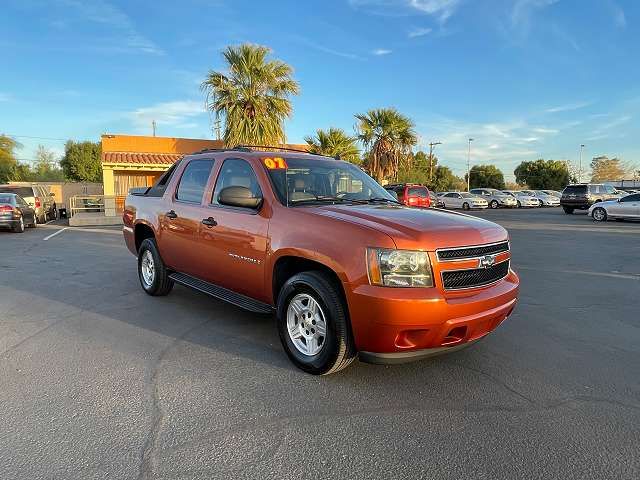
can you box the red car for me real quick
[385,183,432,208]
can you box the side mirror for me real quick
[218,186,262,209]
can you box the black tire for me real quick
[29,214,37,228]
[13,216,25,233]
[517,200,522,208]
[490,200,499,209]
[562,206,574,214]
[137,238,174,296]
[462,202,470,211]
[592,207,607,222]
[276,271,356,375]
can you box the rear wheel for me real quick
[137,238,174,296]
[562,206,574,214]
[29,214,37,228]
[13,216,25,233]
[592,207,607,222]
[490,200,499,209]
[277,271,356,375]
[462,202,470,210]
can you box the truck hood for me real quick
[310,204,508,250]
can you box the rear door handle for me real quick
[201,217,217,227]
[166,210,177,219]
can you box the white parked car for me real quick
[542,190,562,198]
[439,192,488,210]
[589,193,640,221]
[501,190,539,208]
[533,190,561,207]
[469,188,518,208]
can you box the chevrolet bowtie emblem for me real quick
[479,254,496,269]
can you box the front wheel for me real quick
[517,200,522,208]
[490,200,499,209]
[277,271,356,375]
[137,238,174,296]
[592,207,607,222]
[462,202,470,210]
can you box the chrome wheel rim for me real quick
[593,208,605,221]
[141,250,155,286]
[286,293,327,356]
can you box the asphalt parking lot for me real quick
[1,208,639,480]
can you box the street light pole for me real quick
[579,144,585,183]
[428,141,442,181]
[467,138,474,191]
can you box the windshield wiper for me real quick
[353,197,402,205]
[290,196,350,206]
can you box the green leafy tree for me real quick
[396,150,435,185]
[514,159,570,190]
[305,128,360,163]
[201,43,300,147]
[60,140,102,182]
[430,165,466,192]
[0,134,22,183]
[590,156,629,182]
[33,145,64,181]
[467,164,505,189]
[355,108,417,182]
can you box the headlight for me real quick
[367,248,433,287]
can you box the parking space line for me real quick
[43,228,68,241]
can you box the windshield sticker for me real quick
[263,157,288,169]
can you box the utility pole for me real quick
[152,120,156,137]
[467,138,474,191]
[213,116,222,141]
[428,141,442,181]
[579,144,585,183]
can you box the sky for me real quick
[1,0,638,180]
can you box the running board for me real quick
[169,272,273,314]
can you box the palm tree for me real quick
[201,44,300,147]
[304,128,361,163]
[355,108,418,182]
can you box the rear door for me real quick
[197,157,270,301]
[158,158,215,274]
[617,193,640,217]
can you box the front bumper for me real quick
[360,337,483,364]
[345,270,519,358]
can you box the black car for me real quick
[560,184,619,214]
[0,193,38,233]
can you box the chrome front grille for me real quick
[442,260,510,290]
[437,241,509,261]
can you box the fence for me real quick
[68,195,126,217]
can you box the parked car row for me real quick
[0,183,57,223]
[0,193,39,233]
[560,183,640,222]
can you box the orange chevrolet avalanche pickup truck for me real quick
[123,148,519,375]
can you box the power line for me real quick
[3,134,68,141]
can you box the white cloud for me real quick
[371,48,392,55]
[611,3,626,28]
[408,27,433,37]
[295,36,362,60]
[55,0,163,55]
[511,0,559,29]
[349,0,460,24]
[545,101,592,113]
[128,101,206,131]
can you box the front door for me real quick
[197,158,270,302]
[158,158,215,274]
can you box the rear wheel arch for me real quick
[134,222,156,253]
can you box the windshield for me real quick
[264,156,397,206]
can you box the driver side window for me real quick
[212,158,262,205]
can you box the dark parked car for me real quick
[384,183,431,208]
[0,193,38,233]
[0,184,56,223]
[560,184,619,214]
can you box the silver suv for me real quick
[469,188,518,209]
[0,184,57,223]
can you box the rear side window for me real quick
[621,193,640,202]
[564,185,587,194]
[589,185,603,194]
[408,187,428,197]
[212,158,262,205]
[445,192,458,198]
[175,160,214,203]
[0,186,34,198]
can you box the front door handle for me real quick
[201,217,217,227]
[166,210,177,219]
